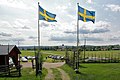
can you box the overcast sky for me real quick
[0,0,120,46]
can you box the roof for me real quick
[0,45,16,55]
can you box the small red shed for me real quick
[0,45,21,67]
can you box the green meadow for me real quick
[81,50,120,58]
[0,50,119,80]
[61,63,120,80]
[21,50,120,58]
[21,50,65,57]
[0,68,47,80]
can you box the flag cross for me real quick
[78,9,95,22]
[40,10,55,21]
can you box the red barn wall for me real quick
[0,55,9,65]
[9,47,18,66]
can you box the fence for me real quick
[65,50,120,65]
[80,51,120,63]
[0,64,21,77]
[65,49,81,69]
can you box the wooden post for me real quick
[84,38,86,62]
[73,51,75,69]
[65,48,68,64]
[18,53,21,76]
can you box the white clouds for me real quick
[49,34,76,43]
[95,21,111,28]
[56,6,68,13]
[64,21,111,34]
[13,19,31,29]
[41,22,50,27]
[49,20,111,43]
[0,0,119,46]
[28,36,37,40]
[105,4,120,12]
[0,21,12,29]
[0,32,12,37]
[86,0,92,3]
[0,0,34,10]
[108,31,120,41]
[0,18,36,45]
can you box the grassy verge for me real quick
[51,68,62,80]
[0,68,47,80]
[61,63,120,80]
[60,64,76,80]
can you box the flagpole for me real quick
[38,2,40,55]
[37,2,41,76]
[75,3,79,71]
[77,3,79,50]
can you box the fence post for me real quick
[73,50,75,69]
[65,48,68,64]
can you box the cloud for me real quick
[49,34,76,43]
[28,36,37,40]
[56,6,68,13]
[11,38,25,42]
[41,22,49,27]
[0,39,10,42]
[0,0,34,10]
[86,0,92,3]
[105,4,120,12]
[109,36,120,41]
[91,28,110,33]
[83,37,103,41]
[0,0,119,46]
[0,37,25,43]
[49,34,104,43]
[22,26,30,29]
[12,19,32,30]
[0,32,12,37]
[64,21,110,34]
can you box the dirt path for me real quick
[57,68,70,80]
[45,68,54,80]
[43,62,65,69]
[43,62,65,80]
[22,62,70,80]
[22,62,32,68]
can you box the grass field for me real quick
[0,50,120,80]
[0,68,47,80]
[81,50,120,58]
[21,50,120,58]
[20,50,65,57]
[61,63,120,80]
[20,50,120,62]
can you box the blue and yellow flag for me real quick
[39,6,57,22]
[78,5,95,23]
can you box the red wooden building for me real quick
[0,45,21,76]
[0,45,21,66]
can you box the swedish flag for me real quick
[78,5,95,23]
[39,6,57,22]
